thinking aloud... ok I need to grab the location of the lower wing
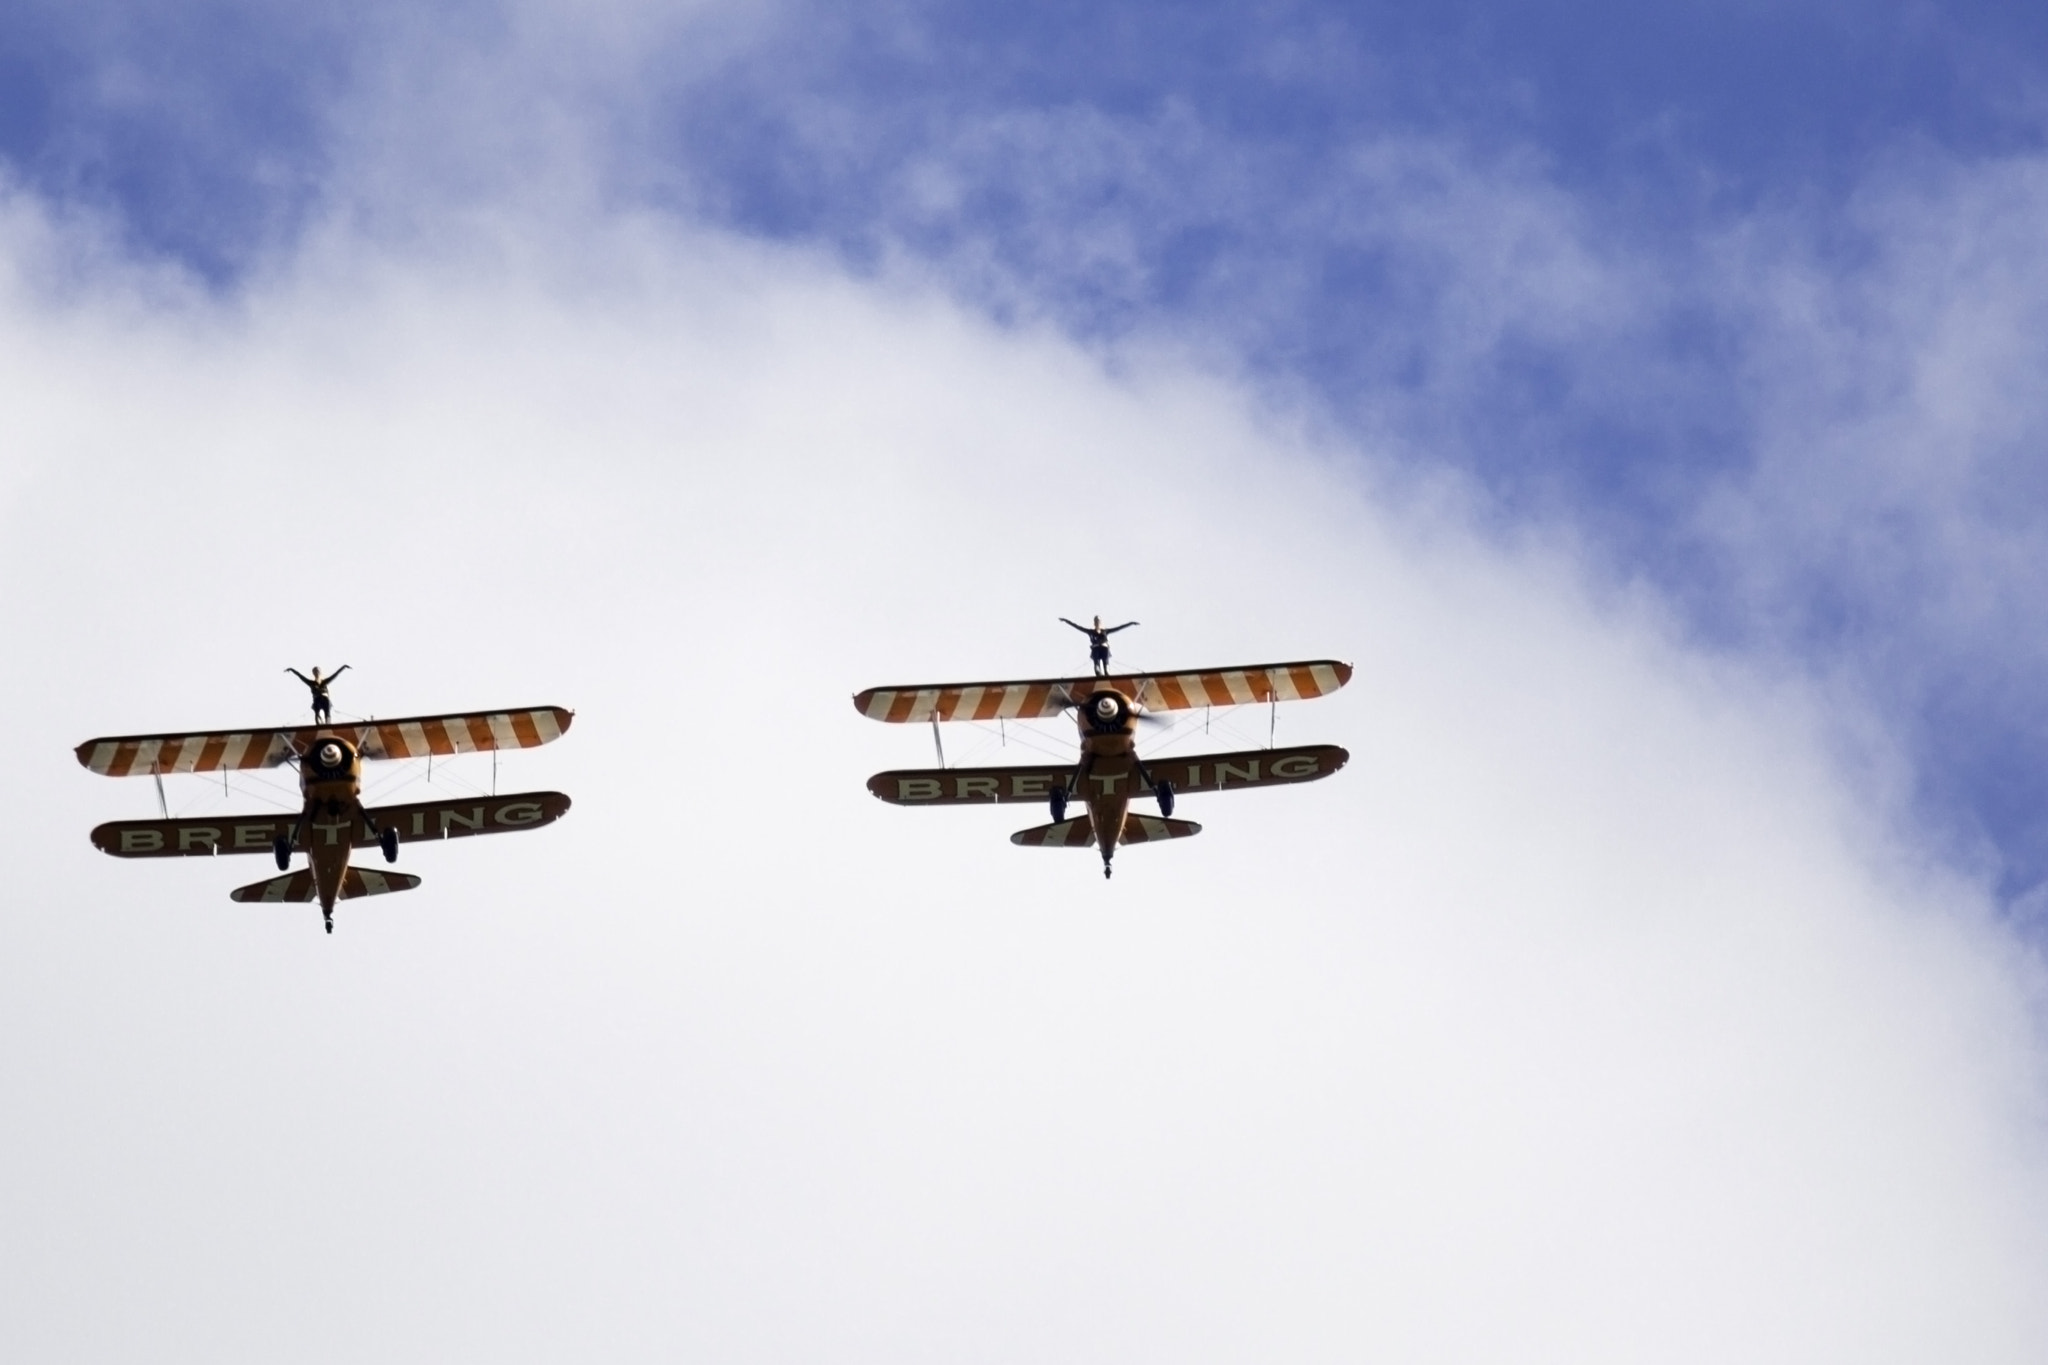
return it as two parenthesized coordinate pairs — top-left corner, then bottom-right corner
(92, 792), (572, 857)
(367, 792), (572, 843)
(868, 745), (1348, 805)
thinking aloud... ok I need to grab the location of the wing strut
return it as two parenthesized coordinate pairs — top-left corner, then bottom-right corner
(931, 716), (946, 768)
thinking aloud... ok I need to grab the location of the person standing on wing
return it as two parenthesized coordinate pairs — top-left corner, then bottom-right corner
(1060, 616), (1137, 677)
(286, 665), (350, 724)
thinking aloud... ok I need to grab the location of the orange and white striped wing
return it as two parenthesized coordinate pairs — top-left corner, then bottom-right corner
(75, 706), (572, 776)
(351, 707), (573, 761)
(854, 680), (1090, 724)
(75, 729), (298, 777)
(1124, 661), (1352, 711)
(854, 661), (1350, 723)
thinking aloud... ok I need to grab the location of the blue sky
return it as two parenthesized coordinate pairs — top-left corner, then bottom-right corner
(14, 1), (2048, 267)
(10, 0), (2048, 900)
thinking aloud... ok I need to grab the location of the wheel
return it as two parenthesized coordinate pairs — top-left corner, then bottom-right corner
(381, 827), (400, 863)
(1155, 781), (1174, 818)
(1050, 788), (1069, 823)
(273, 836), (290, 871)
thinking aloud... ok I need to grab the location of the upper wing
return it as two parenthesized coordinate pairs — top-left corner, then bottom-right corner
(868, 744), (1349, 804)
(853, 661), (1351, 724)
(75, 706), (573, 776)
(349, 708), (572, 761)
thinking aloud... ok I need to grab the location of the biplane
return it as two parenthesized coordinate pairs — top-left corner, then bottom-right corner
(76, 676), (573, 933)
(855, 625), (1351, 878)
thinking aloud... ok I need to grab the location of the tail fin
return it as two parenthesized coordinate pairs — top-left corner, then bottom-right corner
(1011, 815), (1097, 847)
(1117, 815), (1200, 844)
(231, 868), (422, 902)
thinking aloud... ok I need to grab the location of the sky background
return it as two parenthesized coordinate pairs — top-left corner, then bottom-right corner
(5, 1), (2048, 1358)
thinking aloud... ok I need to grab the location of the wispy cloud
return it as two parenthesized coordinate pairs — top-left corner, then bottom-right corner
(3, 194), (2047, 1356)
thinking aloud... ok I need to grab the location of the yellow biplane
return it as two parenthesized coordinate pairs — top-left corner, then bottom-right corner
(76, 670), (573, 933)
(855, 622), (1351, 878)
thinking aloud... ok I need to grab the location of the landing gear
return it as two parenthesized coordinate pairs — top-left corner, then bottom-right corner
(280, 809), (310, 871)
(323, 910), (333, 934)
(380, 827), (399, 863)
(1061, 752), (1094, 824)
(1103, 863), (1113, 880)
(1125, 754), (1170, 817)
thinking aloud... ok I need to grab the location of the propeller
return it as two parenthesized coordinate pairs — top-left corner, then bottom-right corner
(1065, 687), (1175, 734)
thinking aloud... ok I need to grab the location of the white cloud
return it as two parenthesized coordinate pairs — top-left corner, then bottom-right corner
(0, 183), (2043, 1360)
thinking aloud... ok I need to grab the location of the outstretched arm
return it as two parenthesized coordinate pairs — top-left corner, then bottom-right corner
(1103, 621), (1139, 635)
(1058, 618), (1091, 635)
(285, 668), (312, 685)
(329, 664), (351, 681)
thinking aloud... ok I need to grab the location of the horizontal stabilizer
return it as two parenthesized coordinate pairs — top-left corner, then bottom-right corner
(855, 662), (1351, 724)
(75, 707), (573, 777)
(1008, 814), (1203, 848)
(1118, 815), (1201, 844)
(230, 868), (421, 903)
(870, 745), (1348, 805)
(1011, 816), (1097, 848)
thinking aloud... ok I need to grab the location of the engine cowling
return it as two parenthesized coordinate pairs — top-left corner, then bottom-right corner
(1083, 690), (1132, 734)
(308, 739), (353, 776)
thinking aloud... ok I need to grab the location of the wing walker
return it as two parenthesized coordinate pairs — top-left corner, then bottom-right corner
(856, 621), (1351, 878)
(76, 669), (573, 933)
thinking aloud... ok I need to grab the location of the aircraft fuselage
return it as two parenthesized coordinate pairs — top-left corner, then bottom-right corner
(296, 732), (366, 916)
(1073, 687), (1148, 876)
